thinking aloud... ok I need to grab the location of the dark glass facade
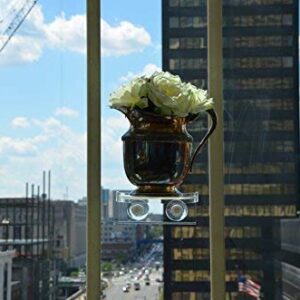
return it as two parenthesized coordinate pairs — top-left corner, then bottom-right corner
(162, 0), (299, 299)
(273, 219), (300, 299)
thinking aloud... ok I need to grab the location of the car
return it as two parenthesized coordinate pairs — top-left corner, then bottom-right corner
(126, 282), (132, 288)
(134, 282), (141, 290)
(145, 280), (150, 286)
(155, 278), (163, 283)
(122, 286), (130, 293)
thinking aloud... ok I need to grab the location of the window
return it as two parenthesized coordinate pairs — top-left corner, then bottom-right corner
(169, 58), (206, 70)
(224, 78), (293, 90)
(262, 120), (294, 131)
(225, 162), (295, 175)
(225, 57), (286, 69)
(173, 270), (263, 282)
(227, 249), (262, 260)
(169, 17), (179, 28)
(180, 0), (204, 6)
(172, 227), (209, 239)
(223, 205), (296, 216)
(181, 17), (194, 28)
(169, 38), (180, 49)
(169, 0), (179, 6)
(169, 17), (206, 28)
(169, 37), (206, 49)
(169, 0), (205, 7)
(224, 15), (289, 27)
(183, 37), (206, 49)
(187, 204), (296, 217)
(169, 59), (180, 70)
(224, 0), (292, 5)
(223, 35), (293, 48)
(226, 140), (295, 153)
(233, 99), (293, 111)
(283, 56), (293, 67)
(225, 227), (261, 238)
(173, 270), (210, 282)
(282, 14), (293, 25)
(14, 226), (22, 239)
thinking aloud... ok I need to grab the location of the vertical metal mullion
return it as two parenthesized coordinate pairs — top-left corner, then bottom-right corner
(207, 0), (225, 299)
(86, 0), (101, 299)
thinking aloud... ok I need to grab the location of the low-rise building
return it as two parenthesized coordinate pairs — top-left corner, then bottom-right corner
(101, 221), (137, 261)
(0, 196), (55, 300)
(52, 201), (86, 269)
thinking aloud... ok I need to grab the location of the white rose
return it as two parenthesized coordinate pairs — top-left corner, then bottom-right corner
(147, 71), (184, 114)
(109, 77), (148, 109)
(186, 83), (214, 114)
(109, 71), (213, 117)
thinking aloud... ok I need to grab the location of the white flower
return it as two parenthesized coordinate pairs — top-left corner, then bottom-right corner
(109, 71), (213, 117)
(184, 83), (214, 114)
(147, 71), (183, 114)
(109, 77), (148, 109)
(147, 72), (213, 116)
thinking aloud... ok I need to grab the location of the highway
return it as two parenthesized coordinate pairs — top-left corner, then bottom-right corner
(105, 269), (163, 300)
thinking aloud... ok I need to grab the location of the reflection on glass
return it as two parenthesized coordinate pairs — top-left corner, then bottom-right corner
(224, 0), (292, 5)
(224, 14), (293, 27)
(164, 0), (299, 298)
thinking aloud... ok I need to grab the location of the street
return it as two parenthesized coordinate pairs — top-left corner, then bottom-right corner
(105, 268), (163, 300)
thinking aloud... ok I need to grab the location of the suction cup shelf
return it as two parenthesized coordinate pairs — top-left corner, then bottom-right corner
(114, 191), (199, 225)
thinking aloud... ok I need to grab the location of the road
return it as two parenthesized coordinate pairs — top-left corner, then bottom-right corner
(105, 269), (163, 300)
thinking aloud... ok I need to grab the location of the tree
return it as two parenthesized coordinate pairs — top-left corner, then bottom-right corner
(148, 226), (163, 239)
(101, 261), (113, 272)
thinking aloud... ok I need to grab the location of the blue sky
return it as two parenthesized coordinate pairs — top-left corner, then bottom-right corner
(0, 0), (161, 200)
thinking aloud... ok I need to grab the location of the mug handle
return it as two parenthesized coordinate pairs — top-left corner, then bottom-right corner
(189, 108), (218, 171)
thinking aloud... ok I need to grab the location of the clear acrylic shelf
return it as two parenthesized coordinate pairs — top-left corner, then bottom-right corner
(114, 191), (199, 225)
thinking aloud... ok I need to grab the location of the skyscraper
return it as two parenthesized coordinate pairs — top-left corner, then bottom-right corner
(162, 0), (299, 299)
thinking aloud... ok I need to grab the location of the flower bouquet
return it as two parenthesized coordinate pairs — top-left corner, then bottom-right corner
(110, 71), (217, 196)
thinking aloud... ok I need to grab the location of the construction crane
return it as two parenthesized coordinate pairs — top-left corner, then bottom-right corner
(0, 0), (38, 53)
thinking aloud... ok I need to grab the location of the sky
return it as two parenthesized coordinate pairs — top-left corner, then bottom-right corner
(0, 0), (162, 200)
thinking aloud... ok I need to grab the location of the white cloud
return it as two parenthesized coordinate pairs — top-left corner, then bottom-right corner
(0, 113), (133, 198)
(11, 117), (30, 128)
(45, 14), (86, 54)
(102, 115), (129, 164)
(45, 16), (151, 56)
(101, 172), (134, 190)
(101, 19), (151, 57)
(0, 35), (44, 65)
(0, 136), (37, 155)
(55, 107), (79, 118)
(120, 63), (161, 82)
(0, 116), (87, 199)
(0, 4), (152, 65)
(0, 4), (45, 65)
(101, 115), (133, 190)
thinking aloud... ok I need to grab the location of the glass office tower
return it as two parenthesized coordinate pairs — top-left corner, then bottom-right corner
(162, 0), (299, 299)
